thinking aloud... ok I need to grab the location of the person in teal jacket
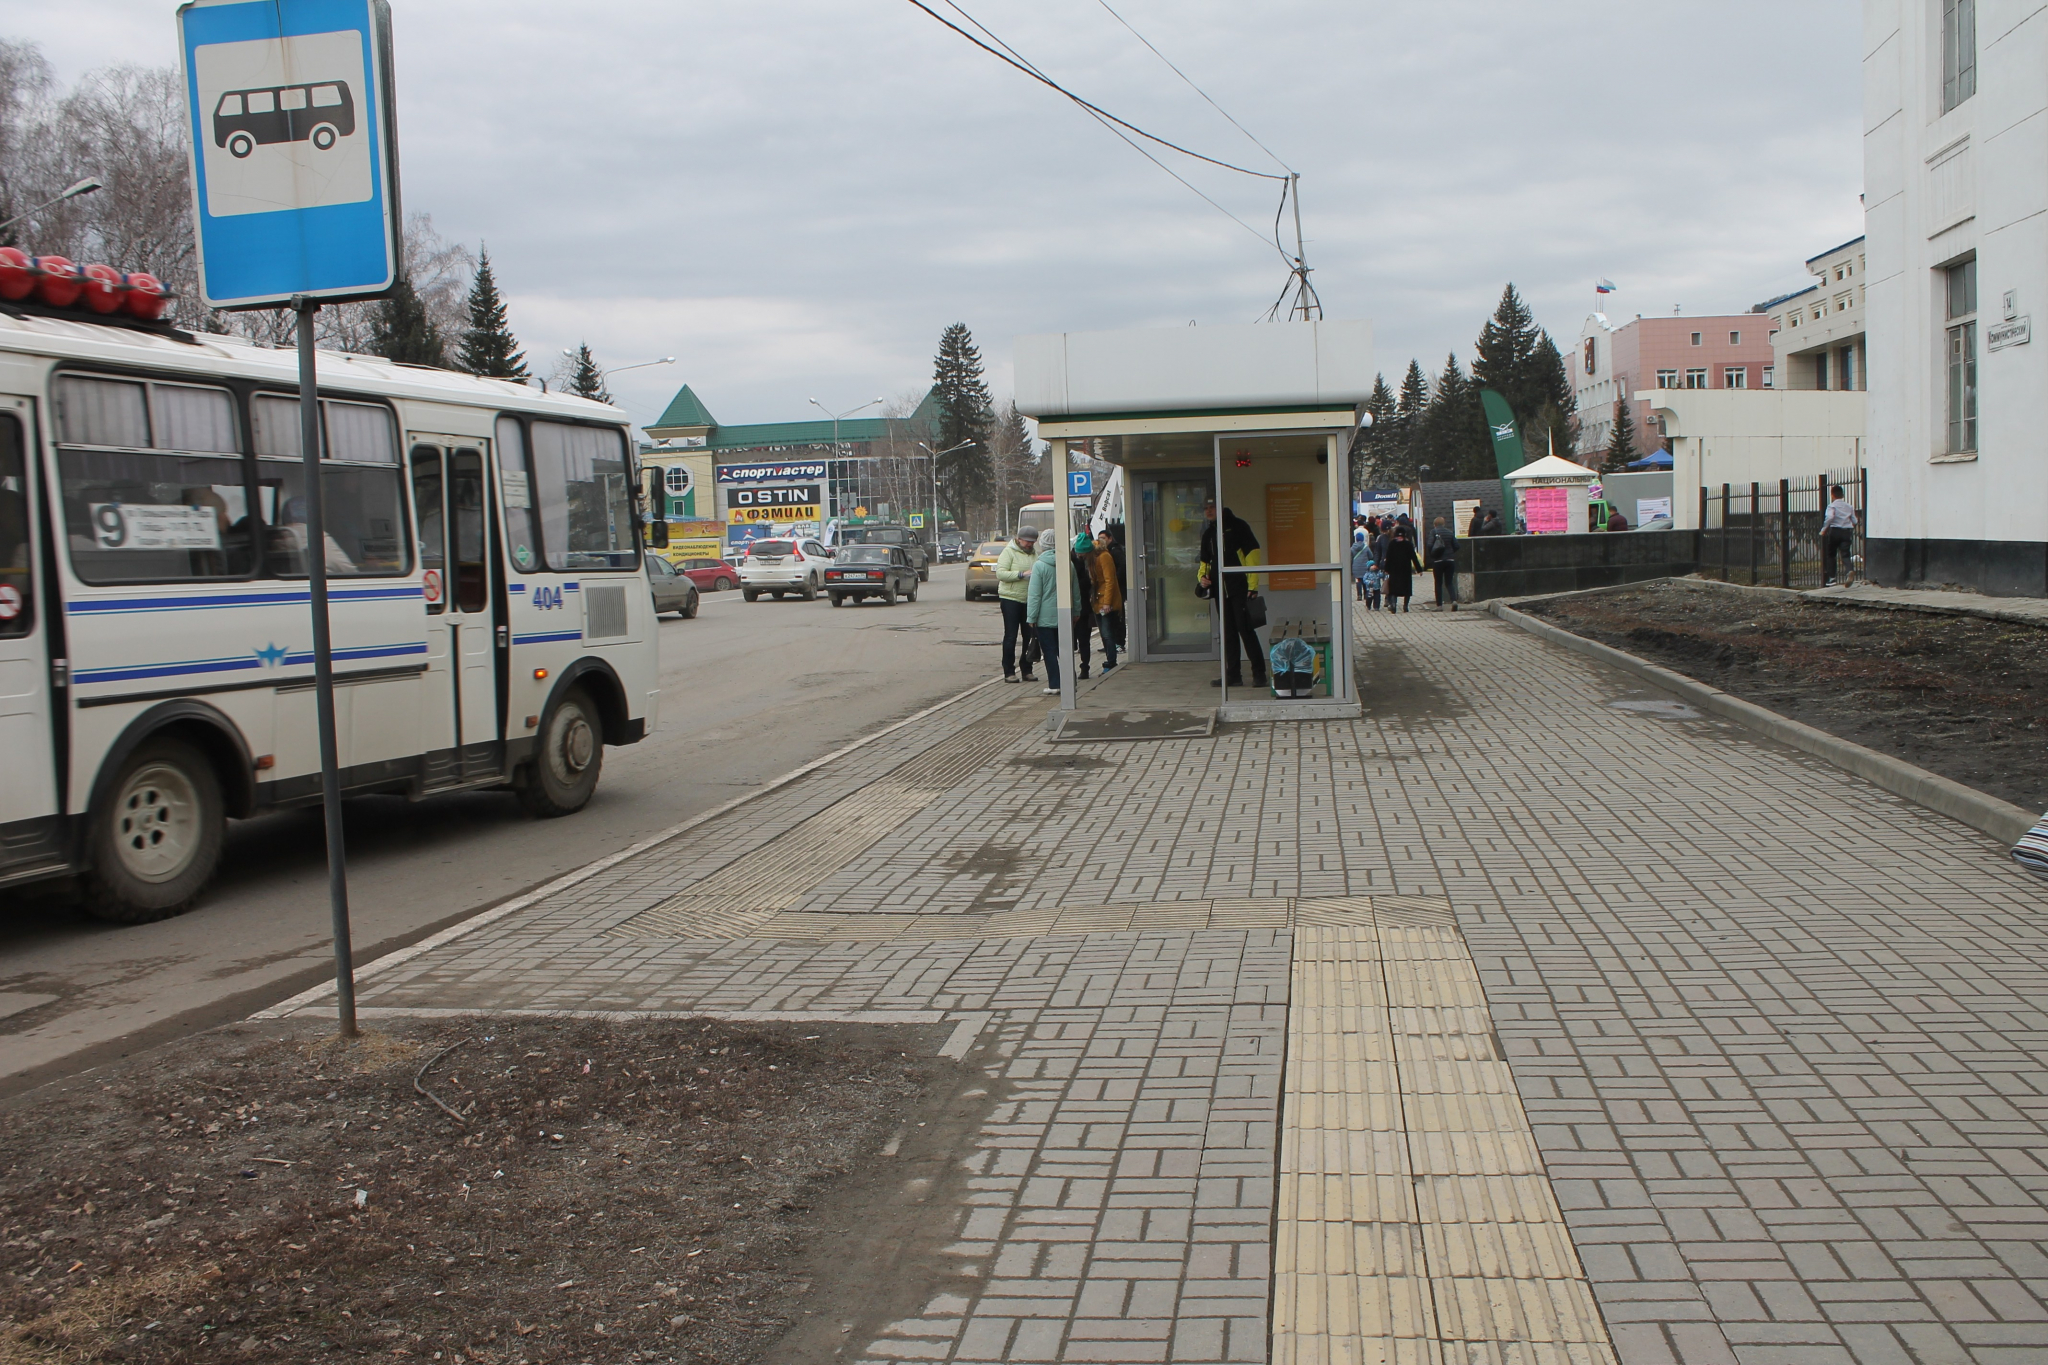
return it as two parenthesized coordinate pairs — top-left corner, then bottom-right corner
(1025, 536), (1065, 694)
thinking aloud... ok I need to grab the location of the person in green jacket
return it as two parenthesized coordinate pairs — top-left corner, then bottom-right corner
(1025, 534), (1065, 694)
(993, 527), (1038, 683)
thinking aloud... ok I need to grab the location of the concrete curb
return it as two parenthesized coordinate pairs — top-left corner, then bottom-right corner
(253, 673), (1009, 1020)
(1484, 600), (2041, 848)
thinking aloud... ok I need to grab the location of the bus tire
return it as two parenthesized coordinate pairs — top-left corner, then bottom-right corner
(518, 685), (602, 818)
(311, 124), (339, 151)
(227, 132), (254, 159)
(82, 735), (225, 925)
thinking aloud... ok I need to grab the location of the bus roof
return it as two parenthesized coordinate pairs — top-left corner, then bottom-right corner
(0, 309), (628, 424)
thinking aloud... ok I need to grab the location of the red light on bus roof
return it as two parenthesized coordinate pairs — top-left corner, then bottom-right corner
(0, 248), (29, 301)
(31, 256), (80, 308)
(122, 272), (167, 321)
(80, 263), (122, 314)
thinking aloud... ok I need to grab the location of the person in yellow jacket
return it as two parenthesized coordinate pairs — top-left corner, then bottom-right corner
(994, 526), (1039, 683)
(1088, 530), (1124, 674)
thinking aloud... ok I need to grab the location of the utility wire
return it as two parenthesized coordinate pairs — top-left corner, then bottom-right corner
(1093, 0), (1293, 175)
(903, 0), (1286, 183)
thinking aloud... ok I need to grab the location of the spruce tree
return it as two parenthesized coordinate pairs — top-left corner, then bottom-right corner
(1378, 360), (1430, 485)
(1605, 398), (1639, 471)
(930, 322), (994, 511)
(1528, 333), (1579, 458)
(566, 343), (612, 404)
(1351, 372), (1398, 491)
(456, 247), (528, 380)
(368, 273), (447, 367)
(1422, 354), (1494, 480)
(1473, 284), (1541, 420)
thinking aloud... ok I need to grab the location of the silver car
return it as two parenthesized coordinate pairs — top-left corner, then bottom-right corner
(645, 553), (700, 618)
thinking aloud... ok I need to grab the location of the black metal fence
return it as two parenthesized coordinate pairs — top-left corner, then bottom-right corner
(1698, 468), (1866, 589)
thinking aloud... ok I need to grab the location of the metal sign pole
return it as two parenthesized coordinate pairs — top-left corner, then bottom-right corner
(295, 296), (357, 1038)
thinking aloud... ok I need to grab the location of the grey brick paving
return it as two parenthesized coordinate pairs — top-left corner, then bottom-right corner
(300, 604), (2048, 1363)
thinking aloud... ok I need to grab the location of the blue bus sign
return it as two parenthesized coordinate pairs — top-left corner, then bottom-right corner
(1067, 469), (1093, 498)
(178, 0), (401, 309)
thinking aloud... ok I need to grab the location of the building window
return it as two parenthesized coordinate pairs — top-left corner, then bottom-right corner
(1815, 353), (1830, 389)
(1943, 0), (1976, 111)
(1729, 331), (1741, 345)
(1656, 369), (1679, 389)
(1690, 332), (1702, 346)
(1814, 300), (1827, 318)
(1839, 346), (1857, 392)
(1723, 367), (1747, 390)
(1946, 257), (1977, 452)
(1684, 368), (1708, 389)
(1762, 366), (1775, 389)
(1789, 312), (1802, 327)
(1836, 294), (1853, 312)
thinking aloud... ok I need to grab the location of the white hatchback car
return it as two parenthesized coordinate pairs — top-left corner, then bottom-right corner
(739, 536), (832, 601)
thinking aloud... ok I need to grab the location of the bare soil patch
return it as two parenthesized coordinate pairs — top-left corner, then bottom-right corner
(1523, 581), (2048, 812)
(0, 1015), (985, 1365)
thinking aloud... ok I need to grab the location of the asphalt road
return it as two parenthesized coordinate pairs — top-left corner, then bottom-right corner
(0, 563), (1007, 1095)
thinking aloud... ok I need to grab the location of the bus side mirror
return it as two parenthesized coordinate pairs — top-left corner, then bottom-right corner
(648, 517), (669, 549)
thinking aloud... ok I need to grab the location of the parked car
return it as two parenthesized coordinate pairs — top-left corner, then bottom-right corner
(846, 524), (930, 580)
(825, 545), (920, 606)
(937, 532), (968, 563)
(739, 537), (831, 600)
(676, 556), (739, 591)
(645, 553), (700, 618)
(964, 540), (1008, 600)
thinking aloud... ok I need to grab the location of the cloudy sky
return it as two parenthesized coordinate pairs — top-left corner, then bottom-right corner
(22, 0), (1863, 430)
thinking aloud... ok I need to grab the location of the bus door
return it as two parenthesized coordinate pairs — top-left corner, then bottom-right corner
(409, 440), (501, 787)
(0, 399), (63, 879)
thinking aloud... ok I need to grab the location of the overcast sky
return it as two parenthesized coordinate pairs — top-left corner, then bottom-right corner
(21, 0), (1863, 430)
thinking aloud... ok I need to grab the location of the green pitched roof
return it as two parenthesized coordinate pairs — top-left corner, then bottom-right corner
(650, 384), (718, 430)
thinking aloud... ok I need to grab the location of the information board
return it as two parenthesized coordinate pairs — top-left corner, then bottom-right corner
(1523, 486), (1569, 534)
(1265, 482), (1316, 590)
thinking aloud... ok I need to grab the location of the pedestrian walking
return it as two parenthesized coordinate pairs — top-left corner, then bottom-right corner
(1069, 532), (1099, 679)
(1820, 483), (1856, 586)
(994, 526), (1038, 683)
(1381, 525), (1424, 613)
(1197, 500), (1268, 688)
(1025, 529), (1065, 694)
(1350, 529), (1374, 602)
(1089, 530), (1124, 673)
(1425, 516), (1458, 611)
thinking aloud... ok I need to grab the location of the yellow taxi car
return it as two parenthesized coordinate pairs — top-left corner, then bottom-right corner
(964, 540), (1009, 600)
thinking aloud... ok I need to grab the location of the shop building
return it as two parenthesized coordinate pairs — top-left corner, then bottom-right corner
(1016, 320), (1371, 722)
(1574, 313), (1779, 459)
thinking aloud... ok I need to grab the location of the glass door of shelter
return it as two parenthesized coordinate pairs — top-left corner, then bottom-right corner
(1138, 474), (1215, 658)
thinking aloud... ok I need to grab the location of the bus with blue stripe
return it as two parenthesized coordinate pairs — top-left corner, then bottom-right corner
(0, 307), (662, 923)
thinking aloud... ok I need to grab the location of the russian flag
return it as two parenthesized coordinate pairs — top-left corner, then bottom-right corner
(1595, 277), (1617, 294)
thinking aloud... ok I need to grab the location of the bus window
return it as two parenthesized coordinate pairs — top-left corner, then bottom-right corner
(495, 416), (541, 572)
(253, 395), (409, 578)
(247, 90), (275, 114)
(56, 375), (254, 584)
(411, 445), (445, 616)
(216, 93), (244, 117)
(0, 415), (31, 637)
(529, 421), (635, 570)
(280, 87), (308, 111)
(310, 84), (344, 107)
(451, 449), (487, 612)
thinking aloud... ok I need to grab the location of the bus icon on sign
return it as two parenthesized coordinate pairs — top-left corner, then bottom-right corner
(214, 80), (355, 158)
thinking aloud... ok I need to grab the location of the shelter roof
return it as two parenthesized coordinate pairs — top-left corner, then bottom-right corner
(1505, 454), (1599, 481)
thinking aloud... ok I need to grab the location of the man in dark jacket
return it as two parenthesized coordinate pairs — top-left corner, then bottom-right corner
(1426, 516), (1458, 611)
(1197, 500), (1266, 688)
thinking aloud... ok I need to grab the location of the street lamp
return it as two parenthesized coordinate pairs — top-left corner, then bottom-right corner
(560, 351), (676, 379)
(0, 177), (102, 235)
(809, 396), (883, 521)
(917, 439), (973, 544)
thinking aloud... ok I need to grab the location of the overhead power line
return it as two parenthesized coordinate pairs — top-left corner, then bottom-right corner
(1092, 0), (1293, 176)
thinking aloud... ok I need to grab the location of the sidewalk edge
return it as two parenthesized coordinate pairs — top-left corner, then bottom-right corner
(252, 674), (1007, 1020)
(1485, 601), (2040, 847)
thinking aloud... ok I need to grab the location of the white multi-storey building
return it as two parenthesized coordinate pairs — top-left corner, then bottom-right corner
(1763, 237), (1868, 392)
(1865, 0), (2048, 595)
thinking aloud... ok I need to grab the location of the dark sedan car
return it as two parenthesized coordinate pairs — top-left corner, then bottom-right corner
(646, 553), (700, 618)
(825, 545), (919, 606)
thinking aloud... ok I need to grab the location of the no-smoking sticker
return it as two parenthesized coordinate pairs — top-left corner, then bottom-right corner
(0, 584), (21, 620)
(421, 568), (442, 604)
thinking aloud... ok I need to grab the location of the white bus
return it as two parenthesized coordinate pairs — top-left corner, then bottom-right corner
(0, 308), (662, 924)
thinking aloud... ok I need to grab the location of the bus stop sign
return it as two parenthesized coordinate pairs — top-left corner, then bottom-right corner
(178, 0), (401, 309)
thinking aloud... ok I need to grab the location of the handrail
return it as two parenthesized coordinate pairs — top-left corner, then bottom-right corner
(1218, 562), (1340, 574)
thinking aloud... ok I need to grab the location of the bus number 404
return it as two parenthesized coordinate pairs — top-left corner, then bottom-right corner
(534, 586), (565, 611)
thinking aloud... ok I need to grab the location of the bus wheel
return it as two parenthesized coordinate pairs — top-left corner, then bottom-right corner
(518, 685), (602, 818)
(83, 736), (224, 924)
(227, 132), (254, 159)
(311, 124), (339, 151)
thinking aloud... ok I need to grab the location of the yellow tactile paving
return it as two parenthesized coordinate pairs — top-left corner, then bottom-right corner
(1276, 903), (1617, 1365)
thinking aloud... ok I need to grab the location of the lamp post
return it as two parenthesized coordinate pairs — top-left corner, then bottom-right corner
(0, 177), (102, 235)
(809, 396), (883, 522)
(917, 439), (973, 546)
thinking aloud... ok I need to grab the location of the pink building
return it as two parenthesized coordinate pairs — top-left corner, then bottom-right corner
(1573, 313), (1780, 459)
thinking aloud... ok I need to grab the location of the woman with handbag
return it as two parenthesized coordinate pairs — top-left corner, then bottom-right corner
(1197, 500), (1268, 689)
(1381, 525), (1425, 613)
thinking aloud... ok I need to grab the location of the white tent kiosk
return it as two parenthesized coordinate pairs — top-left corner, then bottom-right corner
(1505, 454), (1600, 534)
(1015, 321), (1372, 720)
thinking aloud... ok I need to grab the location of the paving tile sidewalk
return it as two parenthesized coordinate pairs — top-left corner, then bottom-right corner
(284, 605), (2048, 1364)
